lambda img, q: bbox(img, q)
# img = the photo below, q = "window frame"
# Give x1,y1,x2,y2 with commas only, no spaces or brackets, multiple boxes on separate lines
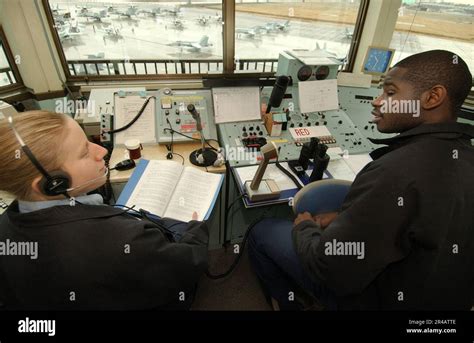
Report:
0,26,25,94
42,0,368,82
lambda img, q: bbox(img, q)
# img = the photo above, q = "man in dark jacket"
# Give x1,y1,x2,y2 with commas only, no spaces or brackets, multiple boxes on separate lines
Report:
248,50,474,310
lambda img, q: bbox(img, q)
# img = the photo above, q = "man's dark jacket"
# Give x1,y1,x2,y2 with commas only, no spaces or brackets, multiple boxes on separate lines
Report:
293,122,474,310
0,203,208,310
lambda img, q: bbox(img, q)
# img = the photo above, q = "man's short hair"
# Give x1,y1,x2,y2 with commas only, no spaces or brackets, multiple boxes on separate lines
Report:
394,50,472,113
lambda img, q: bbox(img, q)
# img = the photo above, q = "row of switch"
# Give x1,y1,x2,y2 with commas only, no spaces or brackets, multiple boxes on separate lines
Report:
242,126,261,132
242,131,264,137
165,109,184,115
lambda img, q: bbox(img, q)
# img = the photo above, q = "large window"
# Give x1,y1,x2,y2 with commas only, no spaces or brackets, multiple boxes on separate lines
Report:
234,0,361,72
46,0,223,77
45,0,364,79
389,0,473,74
0,27,23,91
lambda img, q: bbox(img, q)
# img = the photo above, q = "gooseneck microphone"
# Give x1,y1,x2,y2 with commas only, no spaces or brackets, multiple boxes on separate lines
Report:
187,104,202,132
266,75,290,114
187,104,217,167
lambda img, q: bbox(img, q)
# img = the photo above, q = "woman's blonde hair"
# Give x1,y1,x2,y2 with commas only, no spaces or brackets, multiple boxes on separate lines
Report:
0,110,70,200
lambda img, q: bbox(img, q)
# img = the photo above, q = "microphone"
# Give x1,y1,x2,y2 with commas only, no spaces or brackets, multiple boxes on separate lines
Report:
66,167,109,192
187,103,217,167
266,75,290,114
187,104,202,131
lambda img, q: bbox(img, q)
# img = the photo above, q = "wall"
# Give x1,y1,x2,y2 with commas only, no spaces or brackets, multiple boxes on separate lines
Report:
0,0,65,94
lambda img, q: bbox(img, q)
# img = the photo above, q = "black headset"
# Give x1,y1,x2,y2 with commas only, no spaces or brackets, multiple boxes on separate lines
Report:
7,116,71,197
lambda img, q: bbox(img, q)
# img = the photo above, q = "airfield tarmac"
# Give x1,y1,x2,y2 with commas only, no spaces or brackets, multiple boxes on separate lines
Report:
54,4,473,74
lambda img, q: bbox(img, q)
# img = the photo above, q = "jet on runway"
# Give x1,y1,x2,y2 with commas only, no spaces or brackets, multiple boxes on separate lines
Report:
167,36,212,52
264,20,290,32
236,26,266,38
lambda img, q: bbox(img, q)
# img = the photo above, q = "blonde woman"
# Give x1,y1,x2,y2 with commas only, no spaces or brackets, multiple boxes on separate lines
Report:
0,111,208,310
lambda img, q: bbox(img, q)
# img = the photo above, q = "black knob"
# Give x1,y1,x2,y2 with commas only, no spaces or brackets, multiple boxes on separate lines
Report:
259,131,263,136
323,121,327,125
338,120,343,124
298,123,303,127
316,122,319,126
242,127,246,131
290,123,294,128
256,126,260,131
165,110,169,115
307,122,311,126
175,109,179,115
364,125,368,130
249,126,254,131
242,132,248,137
176,119,181,124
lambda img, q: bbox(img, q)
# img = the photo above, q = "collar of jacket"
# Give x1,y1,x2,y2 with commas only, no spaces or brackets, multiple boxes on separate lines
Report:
368,122,474,160
5,201,130,228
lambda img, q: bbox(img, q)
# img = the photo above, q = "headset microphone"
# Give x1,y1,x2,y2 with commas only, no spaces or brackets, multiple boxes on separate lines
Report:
7,116,106,197
65,168,109,192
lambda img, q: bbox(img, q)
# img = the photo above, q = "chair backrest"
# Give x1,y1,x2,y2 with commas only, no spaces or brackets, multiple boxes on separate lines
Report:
292,179,352,215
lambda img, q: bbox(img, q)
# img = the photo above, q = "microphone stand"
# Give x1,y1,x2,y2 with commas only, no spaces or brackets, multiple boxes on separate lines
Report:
187,104,217,167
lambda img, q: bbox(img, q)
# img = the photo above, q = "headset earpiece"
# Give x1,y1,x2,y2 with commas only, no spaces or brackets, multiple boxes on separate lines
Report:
39,171,71,196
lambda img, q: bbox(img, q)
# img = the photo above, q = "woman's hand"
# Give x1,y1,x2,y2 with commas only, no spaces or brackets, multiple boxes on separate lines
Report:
192,211,198,221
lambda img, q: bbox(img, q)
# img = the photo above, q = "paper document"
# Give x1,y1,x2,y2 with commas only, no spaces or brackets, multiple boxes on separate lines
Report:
298,79,339,113
323,153,372,182
234,162,304,191
212,87,261,124
114,95,156,145
117,160,224,222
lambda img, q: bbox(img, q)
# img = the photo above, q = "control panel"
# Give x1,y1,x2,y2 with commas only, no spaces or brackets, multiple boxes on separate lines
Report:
156,88,217,144
337,86,396,148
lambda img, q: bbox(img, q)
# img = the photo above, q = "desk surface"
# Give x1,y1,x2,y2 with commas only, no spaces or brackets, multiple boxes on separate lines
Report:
109,142,226,183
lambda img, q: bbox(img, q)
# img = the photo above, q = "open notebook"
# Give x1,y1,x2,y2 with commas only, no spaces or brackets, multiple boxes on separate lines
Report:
116,160,224,222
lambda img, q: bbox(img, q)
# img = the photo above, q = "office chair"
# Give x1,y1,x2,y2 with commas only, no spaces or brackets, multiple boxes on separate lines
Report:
292,179,352,215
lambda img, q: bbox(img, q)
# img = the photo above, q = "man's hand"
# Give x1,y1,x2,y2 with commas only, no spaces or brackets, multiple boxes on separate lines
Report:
313,211,338,229
192,211,198,221
294,212,317,227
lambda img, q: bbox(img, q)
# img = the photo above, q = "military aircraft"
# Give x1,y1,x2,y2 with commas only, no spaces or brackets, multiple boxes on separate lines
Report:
344,27,354,39
57,22,85,43
170,18,185,30
139,7,162,17
236,26,266,38
196,16,209,26
264,20,290,32
161,6,181,17
113,6,138,18
167,36,212,52
77,9,109,22
314,42,347,64
100,26,123,40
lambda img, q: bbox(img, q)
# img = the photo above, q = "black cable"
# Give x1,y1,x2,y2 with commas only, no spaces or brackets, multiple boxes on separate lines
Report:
106,96,155,134
139,209,177,242
205,206,270,280
173,153,185,165
163,128,218,151
206,194,266,280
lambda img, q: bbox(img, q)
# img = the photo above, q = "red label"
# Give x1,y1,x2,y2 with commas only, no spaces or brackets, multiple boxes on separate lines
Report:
294,128,310,136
